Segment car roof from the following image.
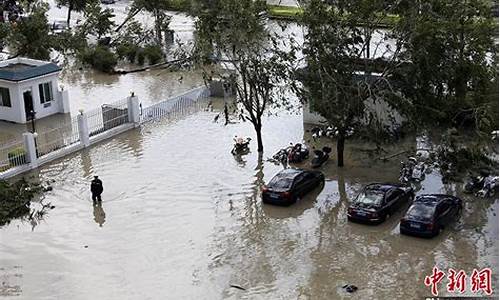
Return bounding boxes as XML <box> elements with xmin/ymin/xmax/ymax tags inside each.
<box><xmin>414</xmin><ymin>194</ymin><xmax>459</xmax><ymax>204</ymax></box>
<box><xmin>276</xmin><ymin>168</ymin><xmax>304</xmax><ymax>179</ymax></box>
<box><xmin>364</xmin><ymin>183</ymin><xmax>402</xmax><ymax>193</ymax></box>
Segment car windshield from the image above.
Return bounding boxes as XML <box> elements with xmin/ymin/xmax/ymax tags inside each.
<box><xmin>407</xmin><ymin>204</ymin><xmax>435</xmax><ymax>219</ymax></box>
<box><xmin>355</xmin><ymin>190</ymin><xmax>384</xmax><ymax>206</ymax></box>
<box><xmin>269</xmin><ymin>177</ymin><xmax>294</xmax><ymax>189</ymax></box>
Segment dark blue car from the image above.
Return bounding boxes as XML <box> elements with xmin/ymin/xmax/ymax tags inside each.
<box><xmin>347</xmin><ymin>183</ymin><xmax>414</xmax><ymax>223</ymax></box>
<box><xmin>262</xmin><ymin>168</ymin><xmax>324</xmax><ymax>206</ymax></box>
<box><xmin>400</xmin><ymin>194</ymin><xmax>463</xmax><ymax>238</ymax></box>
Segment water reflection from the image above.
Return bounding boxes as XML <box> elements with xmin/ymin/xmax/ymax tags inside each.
<box><xmin>92</xmin><ymin>201</ymin><xmax>106</xmax><ymax>227</ymax></box>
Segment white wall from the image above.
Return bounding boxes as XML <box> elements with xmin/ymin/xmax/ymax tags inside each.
<box><xmin>0</xmin><ymin>81</ymin><xmax>23</xmax><ymax>123</ymax></box>
<box><xmin>0</xmin><ymin>73</ymin><xmax>64</xmax><ymax>124</ymax></box>
<box><xmin>303</xmin><ymin>98</ymin><xmax>405</xmax><ymax>129</ymax></box>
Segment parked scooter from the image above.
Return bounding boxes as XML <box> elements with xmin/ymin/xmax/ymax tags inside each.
<box><xmin>272</xmin><ymin>148</ymin><xmax>289</xmax><ymax>164</ymax></box>
<box><xmin>288</xmin><ymin>143</ymin><xmax>309</xmax><ymax>163</ymax></box>
<box><xmin>464</xmin><ymin>171</ymin><xmax>488</xmax><ymax>194</ymax></box>
<box><xmin>476</xmin><ymin>176</ymin><xmax>499</xmax><ymax>198</ymax></box>
<box><xmin>399</xmin><ymin>157</ymin><xmax>426</xmax><ymax>184</ymax></box>
<box><xmin>465</xmin><ymin>170</ymin><xmax>499</xmax><ymax>198</ymax></box>
<box><xmin>231</xmin><ymin>136</ymin><xmax>251</xmax><ymax>155</ymax></box>
<box><xmin>311</xmin><ymin>147</ymin><xmax>332</xmax><ymax>168</ymax></box>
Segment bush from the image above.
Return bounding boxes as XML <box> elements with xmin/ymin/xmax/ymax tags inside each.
<box><xmin>8</xmin><ymin>148</ymin><xmax>26</xmax><ymax>167</ymax></box>
<box><xmin>143</xmin><ymin>45</ymin><xmax>163</xmax><ymax>65</ymax></box>
<box><xmin>116</xmin><ymin>42</ymin><xmax>139</xmax><ymax>63</ymax></box>
<box><xmin>79</xmin><ymin>45</ymin><xmax>118</xmax><ymax>73</ymax></box>
<box><xmin>167</xmin><ymin>0</ymin><xmax>191</xmax><ymax>11</ymax></box>
<box><xmin>137</xmin><ymin>49</ymin><xmax>145</xmax><ymax>65</ymax></box>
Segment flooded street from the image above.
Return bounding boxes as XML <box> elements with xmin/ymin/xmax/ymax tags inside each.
<box><xmin>0</xmin><ymin>99</ymin><xmax>497</xmax><ymax>299</ymax></box>
<box><xmin>0</xmin><ymin>2</ymin><xmax>497</xmax><ymax>299</ymax></box>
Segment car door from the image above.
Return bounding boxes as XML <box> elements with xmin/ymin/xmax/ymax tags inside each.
<box><xmin>383</xmin><ymin>189</ymin><xmax>399</xmax><ymax>213</ymax></box>
<box><xmin>302</xmin><ymin>172</ymin><xmax>317</xmax><ymax>192</ymax></box>
<box><xmin>438</xmin><ymin>201</ymin><xmax>452</xmax><ymax>225</ymax></box>
<box><xmin>293</xmin><ymin>174</ymin><xmax>306</xmax><ymax>196</ymax></box>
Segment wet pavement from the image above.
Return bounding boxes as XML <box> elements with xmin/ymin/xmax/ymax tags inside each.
<box><xmin>0</xmin><ymin>98</ymin><xmax>497</xmax><ymax>299</ymax></box>
<box><xmin>0</xmin><ymin>2</ymin><xmax>497</xmax><ymax>299</ymax></box>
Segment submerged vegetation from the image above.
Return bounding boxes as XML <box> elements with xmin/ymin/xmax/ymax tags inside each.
<box><xmin>0</xmin><ymin>0</ymin><xmax>497</xmax><ymax>171</ymax></box>
<box><xmin>0</xmin><ymin>179</ymin><xmax>52</xmax><ymax>227</ymax></box>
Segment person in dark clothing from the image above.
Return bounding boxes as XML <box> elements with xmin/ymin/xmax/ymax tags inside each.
<box><xmin>91</xmin><ymin>176</ymin><xmax>103</xmax><ymax>201</ymax></box>
<box><xmin>224</xmin><ymin>103</ymin><xmax>229</xmax><ymax>125</ymax></box>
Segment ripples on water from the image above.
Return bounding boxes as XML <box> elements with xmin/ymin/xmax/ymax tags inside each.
<box><xmin>0</xmin><ymin>106</ymin><xmax>498</xmax><ymax>299</ymax></box>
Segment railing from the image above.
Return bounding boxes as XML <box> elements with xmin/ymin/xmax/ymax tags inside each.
<box><xmin>0</xmin><ymin>140</ymin><xmax>28</xmax><ymax>172</ymax></box>
<box><xmin>140</xmin><ymin>86</ymin><xmax>211</xmax><ymax>123</ymax></box>
<box><xmin>88</xmin><ymin>98</ymin><xmax>129</xmax><ymax>137</ymax></box>
<box><xmin>0</xmin><ymin>85</ymin><xmax>213</xmax><ymax>179</ymax></box>
<box><xmin>35</xmin><ymin>116</ymin><xmax>80</xmax><ymax>158</ymax></box>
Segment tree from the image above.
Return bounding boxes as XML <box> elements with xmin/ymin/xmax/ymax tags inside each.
<box><xmin>191</xmin><ymin>0</ymin><xmax>294</xmax><ymax>153</ymax></box>
<box><xmin>8</xmin><ymin>3</ymin><xmax>52</xmax><ymax>59</ymax></box>
<box><xmin>297</xmin><ymin>0</ymin><xmax>406</xmax><ymax>167</ymax></box>
<box><xmin>81</xmin><ymin>1</ymin><xmax>115</xmax><ymax>40</ymax></box>
<box><xmin>132</xmin><ymin>0</ymin><xmax>172</xmax><ymax>45</ymax></box>
<box><xmin>56</xmin><ymin>0</ymin><xmax>89</xmax><ymax>28</ymax></box>
<box><xmin>394</xmin><ymin>0</ymin><xmax>498</xmax><ymax>133</ymax></box>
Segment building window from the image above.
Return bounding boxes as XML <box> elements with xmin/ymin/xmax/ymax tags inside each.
<box><xmin>0</xmin><ymin>87</ymin><xmax>11</xmax><ymax>107</ymax></box>
<box><xmin>39</xmin><ymin>82</ymin><xmax>53</xmax><ymax>104</ymax></box>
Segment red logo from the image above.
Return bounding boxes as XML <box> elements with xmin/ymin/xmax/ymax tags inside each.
<box><xmin>424</xmin><ymin>267</ymin><xmax>445</xmax><ymax>296</ymax></box>
<box><xmin>447</xmin><ymin>268</ymin><xmax>467</xmax><ymax>294</ymax></box>
<box><xmin>424</xmin><ymin>267</ymin><xmax>493</xmax><ymax>296</ymax></box>
<box><xmin>471</xmin><ymin>268</ymin><xmax>493</xmax><ymax>295</ymax></box>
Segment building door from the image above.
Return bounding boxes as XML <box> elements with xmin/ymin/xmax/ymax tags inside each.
<box><xmin>23</xmin><ymin>90</ymin><xmax>34</xmax><ymax>120</ymax></box>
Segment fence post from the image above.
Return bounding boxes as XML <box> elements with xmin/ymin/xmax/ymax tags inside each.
<box><xmin>78</xmin><ymin>112</ymin><xmax>90</xmax><ymax>147</ymax></box>
<box><xmin>23</xmin><ymin>132</ymin><xmax>38</xmax><ymax>168</ymax></box>
<box><xmin>127</xmin><ymin>94</ymin><xmax>141</xmax><ymax>126</ymax></box>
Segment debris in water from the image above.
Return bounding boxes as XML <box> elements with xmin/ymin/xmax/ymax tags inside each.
<box><xmin>230</xmin><ymin>284</ymin><xmax>246</xmax><ymax>291</ymax></box>
<box><xmin>84</xmin><ymin>245</ymin><xmax>88</xmax><ymax>248</ymax></box>
<box><xmin>342</xmin><ymin>284</ymin><xmax>358</xmax><ymax>293</ymax></box>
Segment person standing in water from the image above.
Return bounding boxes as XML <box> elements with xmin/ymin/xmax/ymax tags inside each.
<box><xmin>224</xmin><ymin>103</ymin><xmax>229</xmax><ymax>125</ymax></box>
<box><xmin>91</xmin><ymin>176</ymin><xmax>103</xmax><ymax>201</ymax></box>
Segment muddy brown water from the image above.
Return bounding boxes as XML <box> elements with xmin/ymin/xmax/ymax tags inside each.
<box><xmin>0</xmin><ymin>4</ymin><xmax>497</xmax><ymax>299</ymax></box>
<box><xmin>0</xmin><ymin>98</ymin><xmax>497</xmax><ymax>299</ymax></box>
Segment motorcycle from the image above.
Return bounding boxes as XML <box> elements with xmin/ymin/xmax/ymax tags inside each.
<box><xmin>231</xmin><ymin>137</ymin><xmax>251</xmax><ymax>155</ymax></box>
<box><xmin>272</xmin><ymin>148</ymin><xmax>289</xmax><ymax>164</ymax></box>
<box><xmin>464</xmin><ymin>172</ymin><xmax>486</xmax><ymax>194</ymax></box>
<box><xmin>476</xmin><ymin>175</ymin><xmax>499</xmax><ymax>198</ymax></box>
<box><xmin>399</xmin><ymin>157</ymin><xmax>425</xmax><ymax>184</ymax></box>
<box><xmin>288</xmin><ymin>143</ymin><xmax>309</xmax><ymax>163</ymax></box>
<box><xmin>311</xmin><ymin>146</ymin><xmax>332</xmax><ymax>168</ymax></box>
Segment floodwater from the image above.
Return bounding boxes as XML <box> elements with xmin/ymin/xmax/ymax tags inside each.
<box><xmin>0</xmin><ymin>97</ymin><xmax>498</xmax><ymax>299</ymax></box>
<box><xmin>0</xmin><ymin>2</ymin><xmax>497</xmax><ymax>299</ymax></box>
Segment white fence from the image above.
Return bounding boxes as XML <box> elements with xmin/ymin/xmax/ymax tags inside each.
<box><xmin>0</xmin><ymin>85</ymin><xmax>212</xmax><ymax>179</ymax></box>
<box><xmin>140</xmin><ymin>86</ymin><xmax>211</xmax><ymax>123</ymax></box>
<box><xmin>0</xmin><ymin>140</ymin><xmax>28</xmax><ymax>173</ymax></box>
<box><xmin>36</xmin><ymin>116</ymin><xmax>80</xmax><ymax>158</ymax></box>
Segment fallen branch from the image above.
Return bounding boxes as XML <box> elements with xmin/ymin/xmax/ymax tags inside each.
<box><xmin>378</xmin><ymin>150</ymin><xmax>410</xmax><ymax>161</ymax></box>
<box><xmin>113</xmin><ymin>57</ymin><xmax>190</xmax><ymax>75</ymax></box>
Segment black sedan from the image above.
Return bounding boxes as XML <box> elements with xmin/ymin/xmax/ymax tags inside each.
<box><xmin>400</xmin><ymin>194</ymin><xmax>462</xmax><ymax>238</ymax></box>
<box><xmin>262</xmin><ymin>168</ymin><xmax>324</xmax><ymax>206</ymax></box>
<box><xmin>347</xmin><ymin>183</ymin><xmax>414</xmax><ymax>223</ymax></box>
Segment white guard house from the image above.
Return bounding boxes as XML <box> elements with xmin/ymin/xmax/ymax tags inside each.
<box><xmin>0</xmin><ymin>57</ymin><xmax>70</xmax><ymax>124</ymax></box>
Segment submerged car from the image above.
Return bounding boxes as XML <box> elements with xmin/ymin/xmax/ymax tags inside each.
<box><xmin>400</xmin><ymin>194</ymin><xmax>462</xmax><ymax>238</ymax></box>
<box><xmin>262</xmin><ymin>168</ymin><xmax>324</xmax><ymax>206</ymax></box>
<box><xmin>347</xmin><ymin>183</ymin><xmax>414</xmax><ymax>223</ymax></box>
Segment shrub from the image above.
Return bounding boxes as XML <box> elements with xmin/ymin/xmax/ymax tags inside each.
<box><xmin>143</xmin><ymin>45</ymin><xmax>163</xmax><ymax>65</ymax></box>
<box><xmin>79</xmin><ymin>45</ymin><xmax>118</xmax><ymax>73</ymax></box>
<box><xmin>137</xmin><ymin>49</ymin><xmax>145</xmax><ymax>65</ymax></box>
<box><xmin>116</xmin><ymin>42</ymin><xmax>139</xmax><ymax>63</ymax></box>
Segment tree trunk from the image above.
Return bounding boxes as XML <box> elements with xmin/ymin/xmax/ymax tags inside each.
<box><xmin>337</xmin><ymin>134</ymin><xmax>345</xmax><ymax>167</ymax></box>
<box><xmin>66</xmin><ymin>4</ymin><xmax>73</xmax><ymax>28</ymax></box>
<box><xmin>254</xmin><ymin>123</ymin><xmax>264</xmax><ymax>153</ymax></box>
